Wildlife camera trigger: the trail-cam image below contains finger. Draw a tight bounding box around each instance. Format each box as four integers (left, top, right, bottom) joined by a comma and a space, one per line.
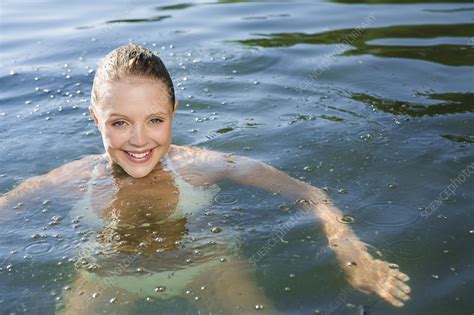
378, 289, 404, 307
392, 278, 411, 294
389, 286, 410, 302
389, 269, 410, 281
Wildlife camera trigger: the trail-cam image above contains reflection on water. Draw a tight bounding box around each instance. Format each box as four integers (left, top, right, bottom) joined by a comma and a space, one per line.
441, 134, 474, 143
238, 24, 474, 66
106, 15, 171, 24
330, 0, 474, 3
352, 92, 474, 116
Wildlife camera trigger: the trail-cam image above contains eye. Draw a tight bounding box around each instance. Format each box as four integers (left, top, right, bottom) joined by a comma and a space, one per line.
149, 118, 163, 125
112, 120, 127, 127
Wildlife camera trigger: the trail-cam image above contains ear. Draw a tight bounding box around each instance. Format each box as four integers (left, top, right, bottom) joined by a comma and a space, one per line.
173, 100, 180, 115
89, 105, 101, 129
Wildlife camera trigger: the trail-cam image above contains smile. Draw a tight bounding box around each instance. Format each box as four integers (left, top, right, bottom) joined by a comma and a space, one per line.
123, 148, 154, 163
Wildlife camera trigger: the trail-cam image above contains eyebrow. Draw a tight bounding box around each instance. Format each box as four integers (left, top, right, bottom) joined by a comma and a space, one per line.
108, 112, 169, 119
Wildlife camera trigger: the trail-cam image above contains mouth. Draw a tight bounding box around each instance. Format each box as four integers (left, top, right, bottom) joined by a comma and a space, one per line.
123, 148, 154, 163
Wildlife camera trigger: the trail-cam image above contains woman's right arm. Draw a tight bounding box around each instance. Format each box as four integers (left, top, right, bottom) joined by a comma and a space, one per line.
0, 155, 98, 209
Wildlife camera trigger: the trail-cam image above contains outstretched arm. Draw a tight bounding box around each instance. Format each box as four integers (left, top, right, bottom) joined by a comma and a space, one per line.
183, 148, 411, 307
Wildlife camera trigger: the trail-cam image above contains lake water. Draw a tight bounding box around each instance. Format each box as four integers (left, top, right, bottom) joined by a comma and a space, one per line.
0, 0, 473, 314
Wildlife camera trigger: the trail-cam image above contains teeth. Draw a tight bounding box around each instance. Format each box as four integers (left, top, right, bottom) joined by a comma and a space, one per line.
126, 150, 150, 159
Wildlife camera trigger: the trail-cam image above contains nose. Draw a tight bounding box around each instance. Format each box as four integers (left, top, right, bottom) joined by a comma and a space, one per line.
129, 124, 149, 147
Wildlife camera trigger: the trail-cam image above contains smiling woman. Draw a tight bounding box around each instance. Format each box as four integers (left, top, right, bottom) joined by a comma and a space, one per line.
89, 77, 177, 178
0, 44, 411, 314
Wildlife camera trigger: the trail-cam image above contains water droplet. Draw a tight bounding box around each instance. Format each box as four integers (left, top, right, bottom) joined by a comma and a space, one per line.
289, 273, 295, 278
432, 274, 439, 279
337, 215, 355, 224
200, 286, 206, 290
214, 193, 239, 205
284, 287, 291, 292
338, 188, 348, 194
346, 261, 357, 267
303, 166, 313, 172
109, 297, 118, 303
91, 292, 100, 298
155, 286, 166, 292
211, 227, 222, 233
219, 257, 227, 262
255, 304, 264, 310
388, 183, 397, 189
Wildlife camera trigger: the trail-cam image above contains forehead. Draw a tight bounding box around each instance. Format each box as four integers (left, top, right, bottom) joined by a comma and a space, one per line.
99, 77, 173, 116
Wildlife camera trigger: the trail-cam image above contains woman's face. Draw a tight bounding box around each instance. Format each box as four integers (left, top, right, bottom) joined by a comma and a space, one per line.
90, 77, 177, 178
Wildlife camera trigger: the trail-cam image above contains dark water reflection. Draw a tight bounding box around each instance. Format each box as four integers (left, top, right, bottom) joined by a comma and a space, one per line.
352, 92, 474, 116
238, 24, 474, 66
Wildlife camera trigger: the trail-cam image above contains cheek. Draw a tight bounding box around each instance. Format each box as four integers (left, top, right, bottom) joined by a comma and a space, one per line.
152, 125, 173, 144
103, 128, 128, 148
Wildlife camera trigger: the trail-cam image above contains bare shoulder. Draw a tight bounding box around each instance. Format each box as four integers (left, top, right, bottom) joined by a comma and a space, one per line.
44, 154, 103, 185
168, 144, 236, 167
167, 145, 238, 184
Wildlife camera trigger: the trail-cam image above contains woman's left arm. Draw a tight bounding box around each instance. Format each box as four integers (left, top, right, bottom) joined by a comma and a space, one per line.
198, 150, 411, 307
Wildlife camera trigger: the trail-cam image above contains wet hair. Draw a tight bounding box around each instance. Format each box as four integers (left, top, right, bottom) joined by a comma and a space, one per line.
91, 43, 175, 108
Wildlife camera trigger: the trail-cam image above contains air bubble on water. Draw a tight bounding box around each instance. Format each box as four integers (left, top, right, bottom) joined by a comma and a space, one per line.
337, 215, 355, 224
109, 297, 118, 304
155, 286, 166, 292
9, 70, 16, 76
388, 263, 399, 269
289, 273, 295, 278
346, 261, 357, 267
432, 274, 439, 279
255, 304, 264, 310
211, 227, 222, 233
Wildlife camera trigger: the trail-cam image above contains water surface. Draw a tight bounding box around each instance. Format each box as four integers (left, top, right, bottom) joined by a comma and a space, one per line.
0, 0, 473, 314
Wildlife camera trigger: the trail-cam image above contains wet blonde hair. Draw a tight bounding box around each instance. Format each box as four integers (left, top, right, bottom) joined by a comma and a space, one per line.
91, 43, 175, 108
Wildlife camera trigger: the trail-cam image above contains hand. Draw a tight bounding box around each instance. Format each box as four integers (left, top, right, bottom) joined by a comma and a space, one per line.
341, 250, 411, 307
